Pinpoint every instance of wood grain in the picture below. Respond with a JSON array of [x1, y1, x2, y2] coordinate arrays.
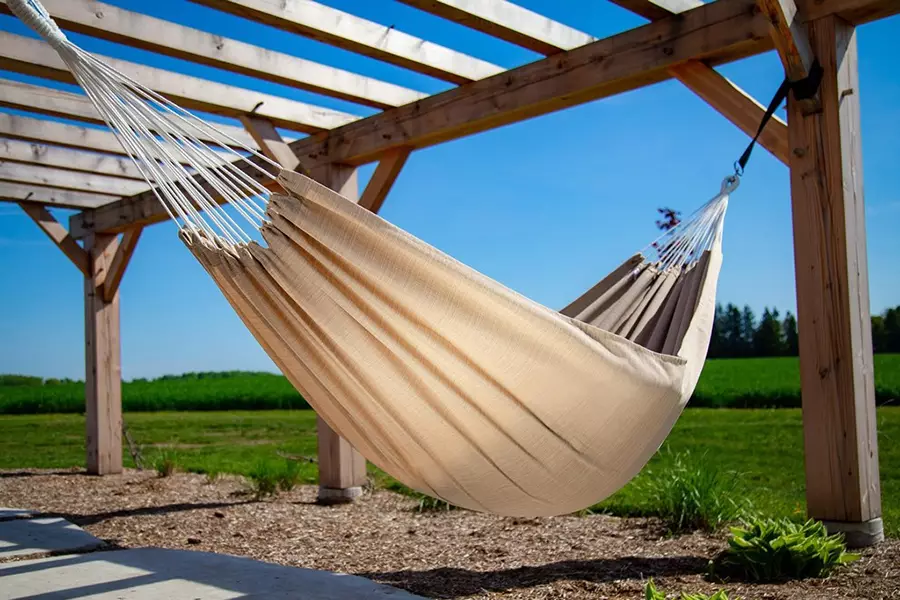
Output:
[[18, 203, 90, 276], [788, 15, 880, 523]]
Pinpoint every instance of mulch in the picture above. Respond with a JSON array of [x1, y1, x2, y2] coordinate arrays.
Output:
[[0, 468, 897, 599]]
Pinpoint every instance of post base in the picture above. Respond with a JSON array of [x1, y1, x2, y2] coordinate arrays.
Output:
[[317, 486, 363, 505], [822, 518, 884, 548]]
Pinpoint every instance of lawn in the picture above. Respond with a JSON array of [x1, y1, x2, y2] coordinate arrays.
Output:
[[2, 355, 898, 413], [1, 407, 897, 536]]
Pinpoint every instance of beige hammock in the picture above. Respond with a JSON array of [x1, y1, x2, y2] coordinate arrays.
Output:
[[11, 0, 733, 516]]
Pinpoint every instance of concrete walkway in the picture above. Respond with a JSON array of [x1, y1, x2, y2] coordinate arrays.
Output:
[[0, 510, 426, 599]]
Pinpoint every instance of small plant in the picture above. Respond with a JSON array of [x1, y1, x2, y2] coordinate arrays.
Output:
[[204, 470, 221, 484], [247, 462, 280, 500], [636, 451, 747, 533], [710, 518, 860, 582], [276, 460, 301, 492], [153, 452, 177, 477], [414, 492, 457, 513], [645, 579, 739, 600]]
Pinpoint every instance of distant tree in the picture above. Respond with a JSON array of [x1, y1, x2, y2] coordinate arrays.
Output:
[[719, 303, 744, 357], [709, 303, 726, 358], [783, 311, 799, 356], [753, 308, 786, 357], [740, 306, 757, 357], [883, 307, 900, 353]]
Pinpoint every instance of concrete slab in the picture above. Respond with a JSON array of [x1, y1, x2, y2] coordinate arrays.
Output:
[[0, 518, 104, 558], [0, 548, 426, 599], [0, 509, 35, 520]]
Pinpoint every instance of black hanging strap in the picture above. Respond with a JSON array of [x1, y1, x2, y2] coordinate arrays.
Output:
[[734, 59, 824, 176]]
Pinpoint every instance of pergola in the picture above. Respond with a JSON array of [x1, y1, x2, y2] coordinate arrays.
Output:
[[0, 0, 893, 545]]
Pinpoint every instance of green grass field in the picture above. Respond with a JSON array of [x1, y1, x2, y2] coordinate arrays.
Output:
[[1, 408, 897, 536], [2, 355, 899, 414]]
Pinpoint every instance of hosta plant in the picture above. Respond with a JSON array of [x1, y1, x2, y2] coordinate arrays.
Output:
[[711, 518, 860, 582], [644, 579, 739, 600]]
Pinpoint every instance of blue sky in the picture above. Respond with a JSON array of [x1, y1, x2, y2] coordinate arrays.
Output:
[[0, 1, 897, 380]]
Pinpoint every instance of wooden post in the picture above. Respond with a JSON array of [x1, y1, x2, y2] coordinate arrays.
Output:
[[788, 15, 882, 547], [84, 233, 123, 475], [309, 163, 368, 503]]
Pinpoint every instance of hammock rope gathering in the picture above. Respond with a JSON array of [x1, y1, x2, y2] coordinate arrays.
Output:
[[11, 0, 744, 516]]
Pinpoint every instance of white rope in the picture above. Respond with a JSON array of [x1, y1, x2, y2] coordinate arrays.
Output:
[[8, 0, 283, 248]]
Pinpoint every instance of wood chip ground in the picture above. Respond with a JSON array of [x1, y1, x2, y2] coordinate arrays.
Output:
[[1, 469, 897, 599]]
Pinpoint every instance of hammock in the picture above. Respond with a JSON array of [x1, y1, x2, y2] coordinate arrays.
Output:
[[11, 0, 737, 516]]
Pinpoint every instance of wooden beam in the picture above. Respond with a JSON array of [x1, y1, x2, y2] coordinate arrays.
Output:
[[190, 0, 504, 84], [84, 232, 123, 475], [0, 0, 425, 110], [606, 0, 705, 21], [358, 148, 411, 213], [758, 0, 814, 81], [789, 15, 881, 547], [18, 202, 89, 275], [312, 163, 367, 504], [796, 0, 898, 24], [72, 0, 778, 235], [0, 32, 358, 134], [0, 113, 233, 165], [0, 182, 116, 209], [397, 0, 595, 55], [239, 115, 301, 172], [669, 62, 789, 164], [1, 138, 145, 180], [103, 227, 142, 302], [0, 162, 148, 196], [0, 77, 279, 150]]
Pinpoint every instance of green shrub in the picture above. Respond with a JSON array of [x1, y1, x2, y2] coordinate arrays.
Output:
[[277, 460, 301, 492], [645, 579, 739, 600], [635, 451, 747, 533], [711, 518, 860, 581], [204, 470, 221, 484], [153, 452, 177, 477]]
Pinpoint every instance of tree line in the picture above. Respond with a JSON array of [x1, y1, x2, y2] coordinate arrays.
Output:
[[708, 304, 900, 358]]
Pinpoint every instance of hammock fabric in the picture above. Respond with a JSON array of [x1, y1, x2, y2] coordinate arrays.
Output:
[[184, 170, 728, 516], [10, 0, 733, 517]]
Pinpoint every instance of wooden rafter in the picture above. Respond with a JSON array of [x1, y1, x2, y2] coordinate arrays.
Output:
[[190, 0, 504, 84], [359, 148, 412, 213], [400, 0, 787, 164], [397, 0, 595, 55], [71, 0, 776, 236], [0, 78, 279, 150], [0, 0, 425, 110], [18, 202, 89, 275], [0, 32, 358, 134], [606, 0, 703, 21], [0, 113, 232, 164], [240, 115, 302, 172], [103, 227, 142, 302], [1, 182, 116, 209], [0, 162, 148, 196], [0, 139, 145, 180], [758, 0, 814, 81]]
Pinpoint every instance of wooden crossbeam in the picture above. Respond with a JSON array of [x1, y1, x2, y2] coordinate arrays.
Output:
[[190, 0, 504, 84], [0, 32, 358, 134], [0, 162, 148, 196], [18, 202, 89, 275], [0, 113, 233, 165], [0, 0, 424, 110], [359, 148, 411, 213], [0, 138, 145, 180], [0, 78, 278, 150], [71, 0, 776, 236], [397, 0, 595, 55], [758, 0, 814, 81], [1, 182, 116, 209], [103, 227, 142, 302]]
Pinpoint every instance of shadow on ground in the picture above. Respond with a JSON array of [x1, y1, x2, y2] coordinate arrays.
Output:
[[361, 555, 709, 598]]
